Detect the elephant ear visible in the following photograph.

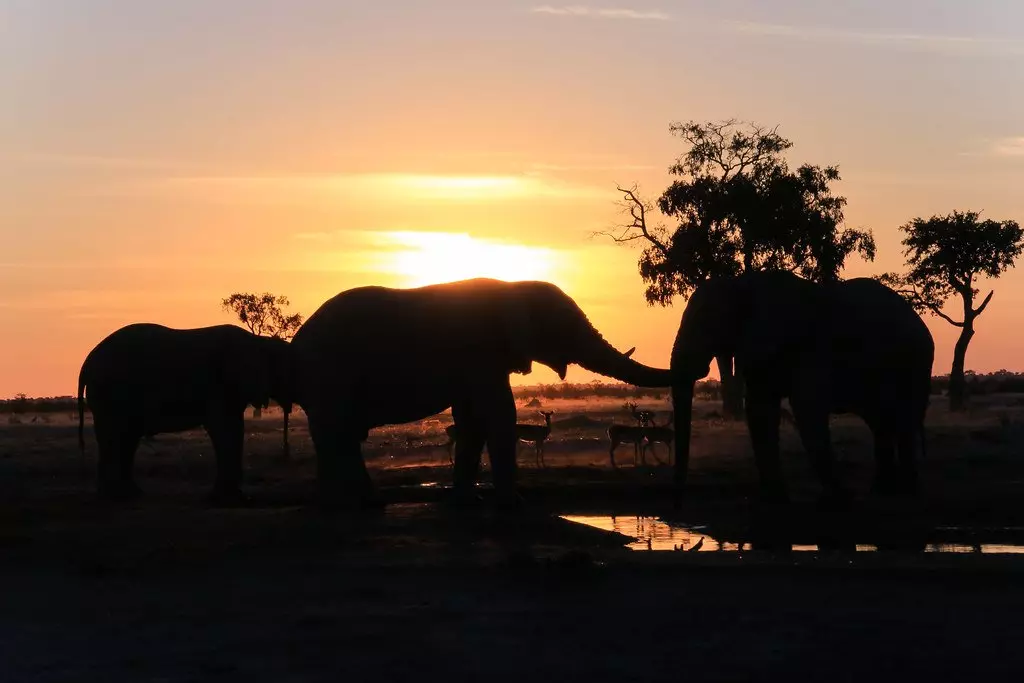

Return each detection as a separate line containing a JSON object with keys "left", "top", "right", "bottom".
{"left": 502, "top": 291, "right": 535, "bottom": 375}
{"left": 218, "top": 339, "right": 271, "bottom": 408}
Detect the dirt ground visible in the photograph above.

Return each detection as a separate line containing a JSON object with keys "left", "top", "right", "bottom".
{"left": 3, "top": 395, "right": 1024, "bottom": 682}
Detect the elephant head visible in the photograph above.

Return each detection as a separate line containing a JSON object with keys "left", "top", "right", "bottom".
{"left": 218, "top": 333, "right": 293, "bottom": 411}
{"left": 221, "top": 333, "right": 294, "bottom": 456}
{"left": 501, "top": 280, "right": 672, "bottom": 387}
{"left": 670, "top": 272, "right": 822, "bottom": 496}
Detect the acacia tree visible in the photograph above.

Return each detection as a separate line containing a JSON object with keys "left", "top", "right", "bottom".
{"left": 602, "top": 119, "right": 875, "bottom": 417}
{"left": 880, "top": 210, "right": 1023, "bottom": 411}
{"left": 221, "top": 292, "right": 303, "bottom": 420}
{"left": 221, "top": 292, "right": 303, "bottom": 340}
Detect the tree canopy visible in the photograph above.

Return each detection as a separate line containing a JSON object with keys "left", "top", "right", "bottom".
{"left": 606, "top": 119, "right": 876, "bottom": 305}
{"left": 221, "top": 293, "right": 303, "bottom": 340}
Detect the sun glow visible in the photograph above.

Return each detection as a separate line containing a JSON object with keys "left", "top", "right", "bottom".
{"left": 376, "top": 231, "right": 559, "bottom": 287}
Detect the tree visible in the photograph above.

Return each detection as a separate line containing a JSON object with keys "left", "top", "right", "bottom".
{"left": 601, "top": 119, "right": 875, "bottom": 417}
{"left": 879, "top": 210, "right": 1023, "bottom": 411}
{"left": 221, "top": 292, "right": 303, "bottom": 420}
{"left": 221, "top": 293, "right": 303, "bottom": 340}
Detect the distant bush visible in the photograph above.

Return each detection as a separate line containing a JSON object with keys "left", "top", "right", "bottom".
{"left": 929, "top": 370, "right": 1024, "bottom": 397}
{"left": 0, "top": 394, "right": 77, "bottom": 414}
{"left": 0, "top": 396, "right": 291, "bottom": 414}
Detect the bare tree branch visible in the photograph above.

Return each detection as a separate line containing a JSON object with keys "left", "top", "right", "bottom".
{"left": 974, "top": 289, "right": 995, "bottom": 317}
{"left": 927, "top": 304, "right": 965, "bottom": 328}
{"left": 612, "top": 184, "right": 671, "bottom": 258}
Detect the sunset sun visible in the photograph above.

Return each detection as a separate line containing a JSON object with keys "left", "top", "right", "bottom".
{"left": 378, "top": 231, "right": 559, "bottom": 287}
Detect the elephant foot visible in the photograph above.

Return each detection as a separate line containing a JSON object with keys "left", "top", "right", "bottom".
{"left": 816, "top": 486, "right": 853, "bottom": 513}
{"left": 316, "top": 489, "right": 386, "bottom": 515}
{"left": 450, "top": 491, "right": 485, "bottom": 509}
{"left": 871, "top": 474, "right": 904, "bottom": 497}
{"left": 756, "top": 486, "right": 790, "bottom": 507}
{"left": 207, "top": 487, "right": 252, "bottom": 508}
{"left": 97, "top": 479, "right": 143, "bottom": 503}
{"left": 492, "top": 490, "right": 526, "bottom": 513}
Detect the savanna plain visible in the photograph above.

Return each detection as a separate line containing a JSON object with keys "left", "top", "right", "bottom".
{"left": 3, "top": 389, "right": 1024, "bottom": 681}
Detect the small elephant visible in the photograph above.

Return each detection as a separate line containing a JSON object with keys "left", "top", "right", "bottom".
{"left": 670, "top": 271, "right": 934, "bottom": 505}
{"left": 289, "top": 278, "right": 672, "bottom": 509}
{"left": 77, "top": 323, "right": 292, "bottom": 504}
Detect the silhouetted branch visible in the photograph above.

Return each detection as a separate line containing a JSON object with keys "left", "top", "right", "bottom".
{"left": 606, "top": 184, "right": 671, "bottom": 258}
{"left": 974, "top": 289, "right": 995, "bottom": 317}
{"left": 928, "top": 304, "right": 964, "bottom": 328}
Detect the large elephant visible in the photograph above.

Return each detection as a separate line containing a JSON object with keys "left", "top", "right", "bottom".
{"left": 289, "top": 278, "right": 672, "bottom": 509}
{"left": 77, "top": 323, "right": 292, "bottom": 504}
{"left": 670, "top": 271, "right": 934, "bottom": 505}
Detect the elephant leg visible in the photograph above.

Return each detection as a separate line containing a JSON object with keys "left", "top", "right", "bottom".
{"left": 306, "top": 409, "right": 381, "bottom": 510}
{"left": 95, "top": 419, "right": 142, "bottom": 501}
{"left": 480, "top": 383, "right": 520, "bottom": 508}
{"left": 744, "top": 384, "right": 787, "bottom": 503}
{"left": 789, "top": 397, "right": 847, "bottom": 506}
{"left": 868, "top": 421, "right": 900, "bottom": 495}
{"left": 450, "top": 408, "right": 486, "bottom": 505}
{"left": 894, "top": 427, "right": 920, "bottom": 494}
{"left": 205, "top": 412, "right": 247, "bottom": 507}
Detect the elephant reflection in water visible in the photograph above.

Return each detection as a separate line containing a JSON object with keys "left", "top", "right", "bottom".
{"left": 289, "top": 278, "right": 672, "bottom": 510}
{"left": 669, "top": 271, "right": 934, "bottom": 507}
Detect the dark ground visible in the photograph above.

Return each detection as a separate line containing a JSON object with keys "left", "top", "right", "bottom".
{"left": 3, "top": 396, "right": 1024, "bottom": 682}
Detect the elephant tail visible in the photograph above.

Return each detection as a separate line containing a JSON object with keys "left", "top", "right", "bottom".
{"left": 77, "top": 366, "right": 87, "bottom": 455}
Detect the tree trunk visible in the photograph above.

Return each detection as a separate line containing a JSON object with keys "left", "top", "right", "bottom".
{"left": 716, "top": 355, "right": 745, "bottom": 419}
{"left": 949, "top": 322, "right": 975, "bottom": 412}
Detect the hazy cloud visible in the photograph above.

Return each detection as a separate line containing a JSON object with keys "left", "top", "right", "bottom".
{"left": 530, "top": 5, "right": 672, "bottom": 21}
{"left": 992, "top": 137, "right": 1024, "bottom": 157}
{"left": 13, "top": 152, "right": 211, "bottom": 172}
{"left": 726, "top": 21, "right": 1024, "bottom": 56}
{"left": 135, "top": 172, "right": 608, "bottom": 204}
{"left": 527, "top": 162, "right": 657, "bottom": 173}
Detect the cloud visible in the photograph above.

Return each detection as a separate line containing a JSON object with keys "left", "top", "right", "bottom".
{"left": 531, "top": 5, "right": 671, "bottom": 21}
{"left": 527, "top": 162, "right": 657, "bottom": 173}
{"left": 725, "top": 21, "right": 1024, "bottom": 56}
{"left": 131, "top": 172, "right": 608, "bottom": 204}
{"left": 14, "top": 152, "right": 210, "bottom": 172}
{"left": 991, "top": 137, "right": 1024, "bottom": 157}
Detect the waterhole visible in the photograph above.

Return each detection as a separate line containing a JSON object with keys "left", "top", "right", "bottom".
{"left": 561, "top": 515, "right": 1024, "bottom": 554}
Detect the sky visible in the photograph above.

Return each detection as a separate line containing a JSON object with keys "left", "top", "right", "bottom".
{"left": 2, "top": 0, "right": 1024, "bottom": 397}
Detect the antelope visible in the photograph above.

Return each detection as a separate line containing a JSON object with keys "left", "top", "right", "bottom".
{"left": 516, "top": 411, "right": 555, "bottom": 468}
{"left": 608, "top": 401, "right": 651, "bottom": 468}
{"left": 641, "top": 414, "right": 674, "bottom": 466}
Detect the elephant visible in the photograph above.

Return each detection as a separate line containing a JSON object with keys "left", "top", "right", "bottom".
{"left": 77, "top": 323, "right": 292, "bottom": 504}
{"left": 669, "top": 271, "right": 934, "bottom": 506}
{"left": 289, "top": 278, "right": 673, "bottom": 509}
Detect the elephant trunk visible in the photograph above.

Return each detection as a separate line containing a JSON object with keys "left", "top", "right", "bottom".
{"left": 574, "top": 323, "right": 672, "bottom": 388}
{"left": 672, "top": 380, "right": 694, "bottom": 509}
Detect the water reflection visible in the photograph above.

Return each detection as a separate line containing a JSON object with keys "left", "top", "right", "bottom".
{"left": 561, "top": 515, "right": 1024, "bottom": 554}
{"left": 925, "top": 544, "right": 1024, "bottom": 554}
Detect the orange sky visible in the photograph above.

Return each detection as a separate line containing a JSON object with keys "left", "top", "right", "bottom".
{"left": 3, "top": 2, "right": 1023, "bottom": 398}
